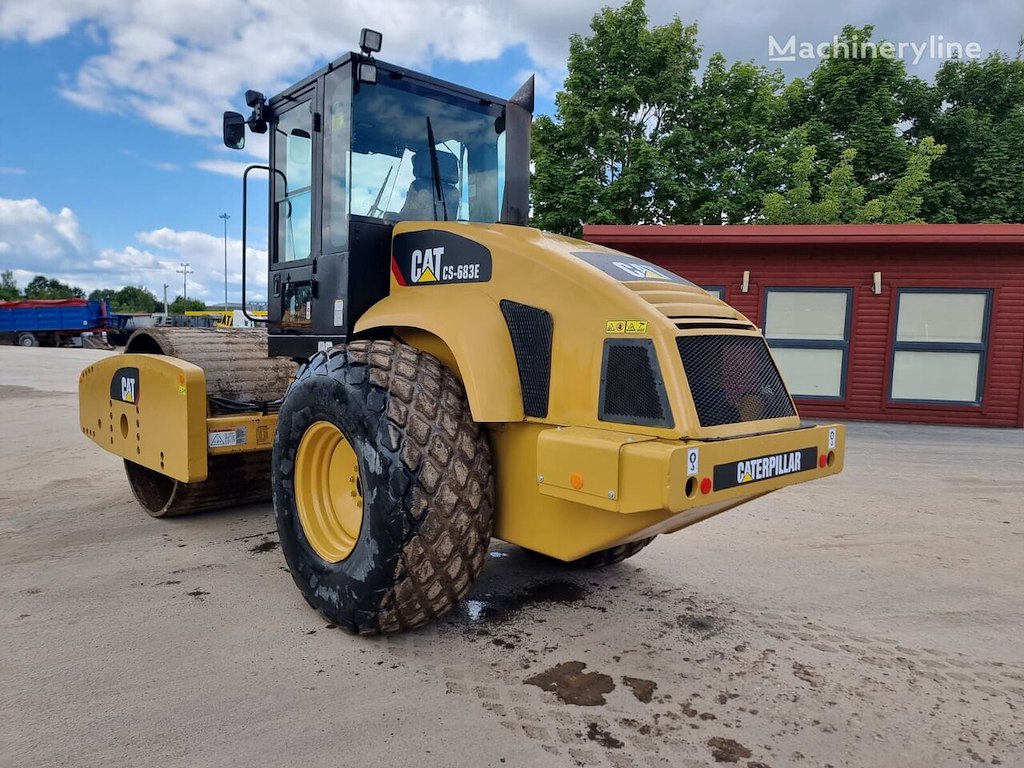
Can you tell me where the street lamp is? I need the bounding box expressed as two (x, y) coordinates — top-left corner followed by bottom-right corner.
(219, 212), (230, 312)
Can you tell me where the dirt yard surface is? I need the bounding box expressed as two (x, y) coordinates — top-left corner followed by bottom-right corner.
(2, 346), (1022, 768)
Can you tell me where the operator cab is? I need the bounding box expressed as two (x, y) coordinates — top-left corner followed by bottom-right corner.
(224, 29), (533, 359)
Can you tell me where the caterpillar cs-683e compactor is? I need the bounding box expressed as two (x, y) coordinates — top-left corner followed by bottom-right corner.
(79, 30), (845, 635)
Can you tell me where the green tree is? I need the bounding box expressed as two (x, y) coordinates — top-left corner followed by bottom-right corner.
(0, 270), (19, 301)
(169, 296), (207, 314)
(23, 275), (85, 299)
(783, 25), (924, 200)
(531, 0), (701, 235)
(762, 137), (944, 223)
(914, 52), (1024, 223)
(113, 286), (160, 313)
(88, 286), (161, 312)
(88, 288), (117, 304)
(687, 55), (791, 223)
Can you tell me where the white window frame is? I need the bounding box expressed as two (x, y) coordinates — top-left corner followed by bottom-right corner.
(701, 285), (725, 300)
(763, 288), (852, 401)
(888, 289), (992, 406)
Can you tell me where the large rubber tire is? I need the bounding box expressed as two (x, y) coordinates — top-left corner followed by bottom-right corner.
(273, 340), (494, 635)
(566, 537), (656, 568)
(17, 332), (38, 347)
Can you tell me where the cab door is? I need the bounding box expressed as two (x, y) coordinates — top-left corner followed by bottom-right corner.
(268, 86), (320, 350)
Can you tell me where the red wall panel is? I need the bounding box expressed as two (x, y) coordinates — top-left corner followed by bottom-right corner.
(584, 233), (1024, 428)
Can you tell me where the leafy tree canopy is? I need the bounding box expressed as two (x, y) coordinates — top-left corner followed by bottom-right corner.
(169, 296), (207, 314)
(531, 2), (1023, 228)
(23, 275), (85, 299)
(914, 52), (1024, 223)
(762, 137), (944, 224)
(113, 286), (161, 313)
(0, 270), (19, 301)
(532, 0), (701, 236)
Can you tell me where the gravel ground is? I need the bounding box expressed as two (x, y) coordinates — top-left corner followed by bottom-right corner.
(1, 346), (1022, 768)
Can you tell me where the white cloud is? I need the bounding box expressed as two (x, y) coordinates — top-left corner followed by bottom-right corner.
(4, 0), (1016, 167)
(0, 198), (91, 263)
(193, 158), (258, 178)
(3, 0), (1020, 146)
(143, 160), (180, 172)
(0, 167), (27, 175)
(0, 0), (124, 44)
(1, 0), (604, 138)
(0, 197), (266, 303)
(136, 228), (269, 304)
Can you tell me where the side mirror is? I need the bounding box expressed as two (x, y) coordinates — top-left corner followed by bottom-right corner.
(223, 111), (246, 150)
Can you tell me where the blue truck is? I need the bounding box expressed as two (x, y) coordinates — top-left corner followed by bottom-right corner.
(0, 299), (112, 347)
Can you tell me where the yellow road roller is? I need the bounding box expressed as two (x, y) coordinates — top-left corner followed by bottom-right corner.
(79, 30), (845, 635)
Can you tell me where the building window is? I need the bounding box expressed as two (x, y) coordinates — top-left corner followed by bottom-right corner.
(702, 286), (724, 300)
(890, 290), (991, 404)
(764, 289), (851, 399)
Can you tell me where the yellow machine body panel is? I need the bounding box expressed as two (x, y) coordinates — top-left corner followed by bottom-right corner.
(79, 354), (209, 483)
(356, 221), (786, 438)
(352, 221), (846, 560)
(79, 354), (280, 483)
(78, 223), (845, 561)
(486, 421), (843, 561)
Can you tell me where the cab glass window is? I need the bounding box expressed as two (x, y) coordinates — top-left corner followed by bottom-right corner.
(273, 100), (314, 263)
(349, 76), (505, 223)
(322, 71), (351, 253)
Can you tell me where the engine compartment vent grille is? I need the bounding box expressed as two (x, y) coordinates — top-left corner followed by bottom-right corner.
(623, 281), (754, 331)
(599, 339), (672, 428)
(675, 334), (796, 427)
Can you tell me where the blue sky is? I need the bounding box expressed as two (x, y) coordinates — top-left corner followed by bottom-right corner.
(1, 0), (1019, 305)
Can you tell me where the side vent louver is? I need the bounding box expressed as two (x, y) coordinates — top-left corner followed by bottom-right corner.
(599, 339), (673, 428)
(500, 300), (553, 418)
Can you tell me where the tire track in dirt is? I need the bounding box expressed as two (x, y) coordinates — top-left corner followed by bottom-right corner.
(383, 549), (1024, 767)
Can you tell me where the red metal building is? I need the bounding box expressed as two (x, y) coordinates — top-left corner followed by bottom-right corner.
(583, 224), (1024, 428)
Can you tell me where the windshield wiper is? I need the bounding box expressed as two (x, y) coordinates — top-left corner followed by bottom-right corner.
(367, 165), (393, 217)
(425, 116), (448, 222)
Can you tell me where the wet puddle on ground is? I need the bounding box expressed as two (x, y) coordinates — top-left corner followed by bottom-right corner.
(451, 578), (587, 624)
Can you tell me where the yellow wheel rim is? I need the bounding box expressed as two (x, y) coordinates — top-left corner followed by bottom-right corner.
(294, 421), (363, 562)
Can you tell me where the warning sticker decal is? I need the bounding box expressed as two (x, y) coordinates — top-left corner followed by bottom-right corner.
(208, 427), (248, 448)
(605, 320), (649, 334)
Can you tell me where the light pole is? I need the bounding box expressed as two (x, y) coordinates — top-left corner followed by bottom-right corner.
(176, 262), (193, 304)
(219, 212), (230, 312)
(162, 283), (169, 314)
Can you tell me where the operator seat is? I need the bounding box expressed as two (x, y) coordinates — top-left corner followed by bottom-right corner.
(398, 150), (460, 221)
